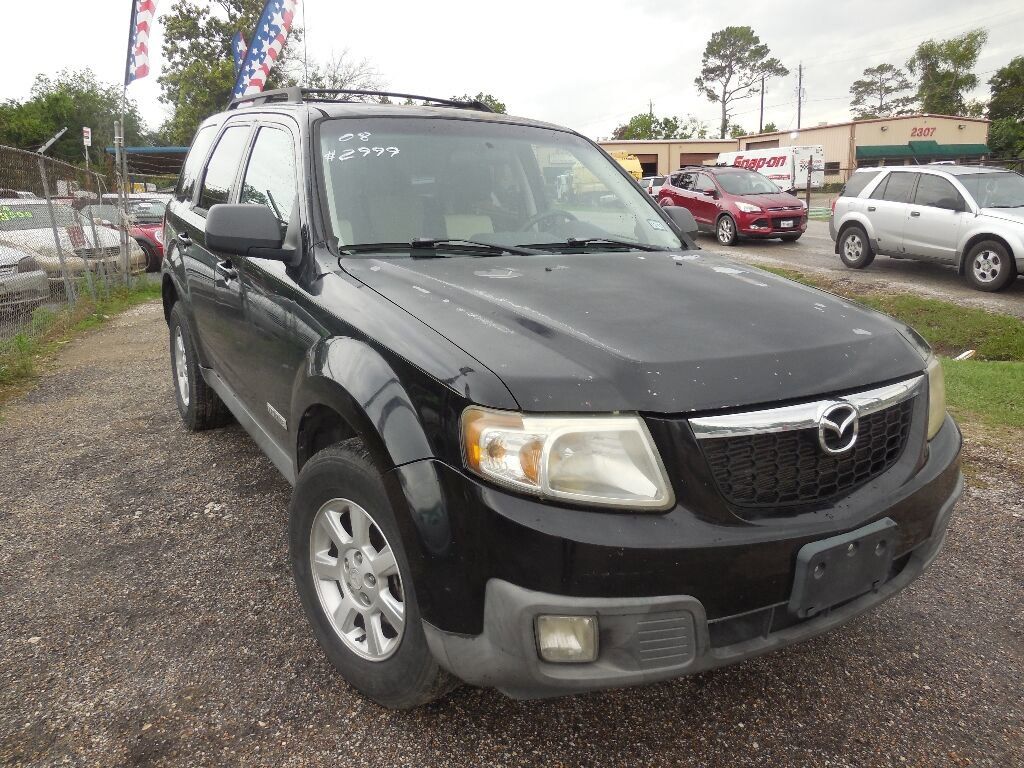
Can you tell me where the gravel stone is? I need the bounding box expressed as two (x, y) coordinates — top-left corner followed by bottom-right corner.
(1, 300), (1021, 767)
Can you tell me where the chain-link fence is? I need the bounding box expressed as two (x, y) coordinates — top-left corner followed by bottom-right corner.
(0, 144), (158, 343)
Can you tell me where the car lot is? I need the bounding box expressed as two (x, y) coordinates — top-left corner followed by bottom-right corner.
(703, 220), (1024, 319)
(1, 302), (1022, 766)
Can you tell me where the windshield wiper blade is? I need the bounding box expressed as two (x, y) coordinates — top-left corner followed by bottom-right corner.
(527, 237), (663, 252)
(410, 238), (539, 256)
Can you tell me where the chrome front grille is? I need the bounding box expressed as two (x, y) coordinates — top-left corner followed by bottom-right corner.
(690, 377), (921, 508)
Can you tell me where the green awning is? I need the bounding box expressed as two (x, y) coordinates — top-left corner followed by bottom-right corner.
(857, 142), (991, 161)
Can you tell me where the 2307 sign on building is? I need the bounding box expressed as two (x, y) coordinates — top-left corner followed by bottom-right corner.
(910, 127), (937, 137)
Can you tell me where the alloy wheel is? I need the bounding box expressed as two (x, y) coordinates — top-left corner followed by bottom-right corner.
(717, 218), (734, 244)
(174, 328), (190, 407)
(309, 498), (405, 661)
(843, 233), (863, 261)
(972, 249), (1002, 284)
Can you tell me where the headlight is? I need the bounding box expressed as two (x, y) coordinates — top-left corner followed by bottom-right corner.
(736, 202), (761, 213)
(17, 256), (39, 273)
(926, 354), (946, 440)
(462, 407), (674, 510)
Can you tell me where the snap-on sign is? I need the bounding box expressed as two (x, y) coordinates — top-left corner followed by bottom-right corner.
(732, 155), (788, 170)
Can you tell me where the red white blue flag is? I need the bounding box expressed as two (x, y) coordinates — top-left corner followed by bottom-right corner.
(124, 0), (160, 86)
(232, 31), (249, 79)
(232, 0), (298, 98)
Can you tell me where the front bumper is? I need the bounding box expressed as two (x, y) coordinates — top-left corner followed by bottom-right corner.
(734, 209), (807, 238)
(423, 471), (962, 699)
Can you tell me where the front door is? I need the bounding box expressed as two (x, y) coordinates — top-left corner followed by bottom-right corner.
(691, 173), (721, 227)
(902, 173), (966, 262)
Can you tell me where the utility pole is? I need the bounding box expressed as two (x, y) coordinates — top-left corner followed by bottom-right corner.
(796, 63), (803, 130)
(759, 76), (765, 133)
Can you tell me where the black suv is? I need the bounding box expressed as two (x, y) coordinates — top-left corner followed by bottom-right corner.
(162, 88), (962, 708)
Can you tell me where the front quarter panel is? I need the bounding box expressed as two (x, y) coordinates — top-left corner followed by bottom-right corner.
(956, 216), (1024, 271)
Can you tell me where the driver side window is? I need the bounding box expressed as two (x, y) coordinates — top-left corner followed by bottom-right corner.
(240, 126), (297, 233)
(695, 175), (716, 194)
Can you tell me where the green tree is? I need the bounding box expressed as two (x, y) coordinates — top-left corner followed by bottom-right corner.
(612, 111), (707, 140)
(451, 93), (506, 113)
(694, 26), (788, 138)
(304, 50), (386, 93)
(728, 123), (747, 138)
(762, 121), (778, 132)
(907, 29), (987, 115)
(988, 118), (1024, 158)
(159, 0), (300, 144)
(849, 63), (916, 119)
(988, 56), (1024, 121)
(0, 69), (146, 166)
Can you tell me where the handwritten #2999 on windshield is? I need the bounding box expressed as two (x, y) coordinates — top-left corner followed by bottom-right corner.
(324, 132), (400, 162)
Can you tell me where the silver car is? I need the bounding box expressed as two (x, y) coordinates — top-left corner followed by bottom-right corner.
(0, 243), (48, 319)
(829, 165), (1024, 292)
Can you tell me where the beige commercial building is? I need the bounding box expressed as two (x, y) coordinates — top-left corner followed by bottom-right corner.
(599, 113), (990, 183)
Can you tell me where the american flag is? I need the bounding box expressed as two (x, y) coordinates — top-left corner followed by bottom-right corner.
(124, 0), (159, 86)
(233, 0), (298, 98)
(231, 31), (249, 78)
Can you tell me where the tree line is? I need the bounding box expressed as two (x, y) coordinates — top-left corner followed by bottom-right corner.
(610, 25), (1024, 159)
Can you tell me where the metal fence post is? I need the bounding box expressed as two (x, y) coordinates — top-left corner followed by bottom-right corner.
(37, 155), (76, 306)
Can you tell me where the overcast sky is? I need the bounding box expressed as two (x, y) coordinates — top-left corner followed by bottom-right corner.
(4, 0), (1023, 141)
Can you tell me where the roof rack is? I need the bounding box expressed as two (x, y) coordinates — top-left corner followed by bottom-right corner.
(228, 87), (494, 112)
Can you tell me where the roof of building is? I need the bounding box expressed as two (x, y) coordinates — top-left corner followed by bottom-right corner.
(740, 113), (989, 140)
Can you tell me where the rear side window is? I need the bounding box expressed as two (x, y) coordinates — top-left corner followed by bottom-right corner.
(241, 127), (297, 228)
(197, 126), (251, 211)
(871, 172), (917, 204)
(840, 170), (881, 198)
(653, 176), (665, 184)
(176, 125), (217, 203)
(914, 174), (965, 211)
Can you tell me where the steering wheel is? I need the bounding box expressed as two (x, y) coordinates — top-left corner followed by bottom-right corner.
(520, 209), (579, 232)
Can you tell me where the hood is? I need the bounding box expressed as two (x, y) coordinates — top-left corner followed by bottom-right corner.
(746, 192), (805, 209)
(0, 243), (34, 267)
(978, 207), (1024, 226)
(344, 250), (924, 414)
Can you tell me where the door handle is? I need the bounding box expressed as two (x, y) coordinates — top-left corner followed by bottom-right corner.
(216, 260), (237, 281)
(867, 206), (876, 212)
(176, 231), (191, 245)
(910, 211), (921, 217)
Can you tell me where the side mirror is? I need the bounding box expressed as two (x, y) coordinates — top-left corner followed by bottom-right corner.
(206, 203), (294, 261)
(701, 189), (717, 198)
(663, 206), (698, 237)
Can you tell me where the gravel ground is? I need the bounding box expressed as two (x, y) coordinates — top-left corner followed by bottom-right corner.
(705, 221), (1024, 319)
(1, 301), (1022, 768)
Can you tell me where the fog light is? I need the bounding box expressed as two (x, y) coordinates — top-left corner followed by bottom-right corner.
(535, 615), (598, 663)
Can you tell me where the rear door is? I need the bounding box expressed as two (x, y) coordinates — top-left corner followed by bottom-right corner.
(902, 172), (967, 262)
(866, 171), (918, 254)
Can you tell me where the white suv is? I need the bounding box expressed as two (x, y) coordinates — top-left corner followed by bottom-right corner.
(830, 165), (1024, 292)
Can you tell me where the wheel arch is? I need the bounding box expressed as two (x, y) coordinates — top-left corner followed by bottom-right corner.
(956, 232), (1016, 276)
(161, 273), (179, 324)
(834, 217), (874, 255)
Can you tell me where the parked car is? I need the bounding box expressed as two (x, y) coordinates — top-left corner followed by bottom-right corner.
(658, 166), (807, 245)
(0, 200), (146, 295)
(831, 165), (1024, 292)
(640, 175), (666, 197)
(0, 243), (48, 318)
(82, 198), (166, 271)
(163, 87), (961, 709)
(0, 189), (38, 200)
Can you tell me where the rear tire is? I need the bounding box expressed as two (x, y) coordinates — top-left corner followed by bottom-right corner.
(290, 439), (458, 709)
(838, 225), (874, 269)
(964, 240), (1015, 292)
(716, 215), (738, 246)
(168, 302), (231, 431)
(138, 239), (159, 272)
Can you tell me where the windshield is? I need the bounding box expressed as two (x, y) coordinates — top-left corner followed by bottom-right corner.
(715, 170), (781, 195)
(317, 117), (686, 253)
(0, 202), (78, 232)
(958, 171), (1024, 209)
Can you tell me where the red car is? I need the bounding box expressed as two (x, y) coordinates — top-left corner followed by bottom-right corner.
(658, 166), (807, 246)
(81, 198), (166, 272)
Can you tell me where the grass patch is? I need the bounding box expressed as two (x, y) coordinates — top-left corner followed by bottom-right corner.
(942, 358), (1024, 430)
(0, 278), (161, 400)
(758, 266), (1024, 361)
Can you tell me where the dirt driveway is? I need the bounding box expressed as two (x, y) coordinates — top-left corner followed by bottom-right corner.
(1, 301), (1022, 767)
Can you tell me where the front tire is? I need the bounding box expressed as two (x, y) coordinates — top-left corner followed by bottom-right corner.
(965, 240), (1015, 292)
(168, 303), (230, 430)
(289, 439), (456, 709)
(838, 225), (875, 269)
(716, 215), (738, 246)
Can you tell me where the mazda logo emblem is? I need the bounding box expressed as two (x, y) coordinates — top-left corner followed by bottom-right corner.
(818, 403), (859, 455)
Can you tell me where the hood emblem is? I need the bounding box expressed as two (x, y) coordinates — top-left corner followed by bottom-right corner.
(818, 403), (859, 455)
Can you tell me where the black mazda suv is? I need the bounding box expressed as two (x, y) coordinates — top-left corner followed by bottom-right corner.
(161, 88), (962, 708)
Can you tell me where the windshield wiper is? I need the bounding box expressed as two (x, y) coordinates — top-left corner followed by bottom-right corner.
(985, 204), (1024, 209)
(524, 237), (664, 252)
(338, 239), (537, 258)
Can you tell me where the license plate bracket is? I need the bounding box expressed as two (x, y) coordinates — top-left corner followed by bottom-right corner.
(789, 518), (897, 618)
